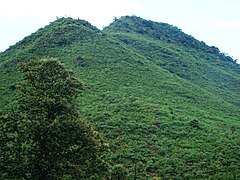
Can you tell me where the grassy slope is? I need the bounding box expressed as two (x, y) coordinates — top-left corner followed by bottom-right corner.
(1, 16), (240, 179)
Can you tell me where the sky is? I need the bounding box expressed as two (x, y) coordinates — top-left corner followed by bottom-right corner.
(0, 0), (240, 62)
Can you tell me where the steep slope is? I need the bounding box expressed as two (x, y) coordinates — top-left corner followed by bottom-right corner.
(0, 17), (101, 111)
(103, 16), (240, 107)
(1, 16), (240, 179)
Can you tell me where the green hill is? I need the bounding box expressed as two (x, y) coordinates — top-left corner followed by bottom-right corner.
(1, 16), (240, 179)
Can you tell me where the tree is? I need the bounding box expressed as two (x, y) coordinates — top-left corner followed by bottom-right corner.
(17, 58), (108, 179)
(0, 113), (32, 179)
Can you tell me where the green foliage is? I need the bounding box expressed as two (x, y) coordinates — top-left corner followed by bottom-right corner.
(0, 16), (240, 179)
(19, 58), (109, 179)
(189, 119), (200, 129)
(1, 58), (109, 179)
(0, 113), (32, 179)
(104, 16), (221, 54)
(111, 164), (128, 179)
(18, 58), (83, 124)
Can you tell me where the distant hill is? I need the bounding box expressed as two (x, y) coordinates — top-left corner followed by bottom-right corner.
(1, 16), (240, 179)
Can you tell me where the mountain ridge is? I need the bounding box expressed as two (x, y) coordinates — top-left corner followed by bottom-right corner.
(104, 16), (238, 62)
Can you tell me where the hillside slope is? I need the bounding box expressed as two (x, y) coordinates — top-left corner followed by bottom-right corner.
(1, 16), (240, 179)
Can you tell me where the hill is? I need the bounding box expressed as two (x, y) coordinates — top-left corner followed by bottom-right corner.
(1, 16), (240, 179)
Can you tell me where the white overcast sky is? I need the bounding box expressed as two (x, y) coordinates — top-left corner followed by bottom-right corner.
(0, 0), (240, 62)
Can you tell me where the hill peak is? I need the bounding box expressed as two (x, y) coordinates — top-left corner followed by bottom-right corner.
(3, 17), (100, 57)
(105, 16), (202, 48)
(104, 15), (236, 63)
(51, 17), (99, 32)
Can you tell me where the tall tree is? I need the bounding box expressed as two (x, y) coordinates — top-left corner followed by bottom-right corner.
(17, 58), (108, 179)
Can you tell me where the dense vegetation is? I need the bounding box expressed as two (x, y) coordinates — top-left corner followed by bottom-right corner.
(1, 58), (109, 179)
(1, 16), (240, 179)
